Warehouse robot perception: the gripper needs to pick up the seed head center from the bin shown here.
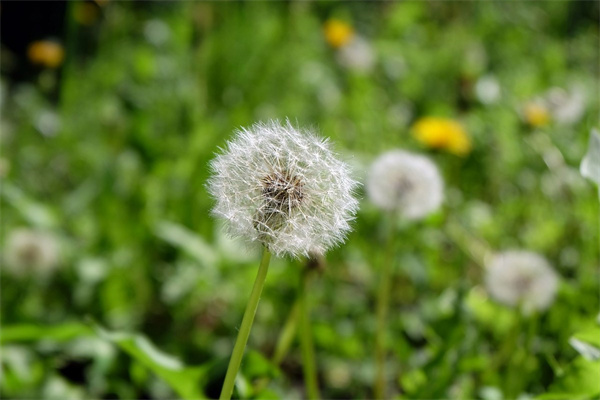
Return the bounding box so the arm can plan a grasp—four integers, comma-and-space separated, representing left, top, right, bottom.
261, 170, 304, 213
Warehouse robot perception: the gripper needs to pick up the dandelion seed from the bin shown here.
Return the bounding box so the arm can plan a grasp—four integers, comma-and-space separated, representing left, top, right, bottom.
366, 150, 444, 220
412, 117, 472, 156
3, 228, 60, 278
485, 250, 559, 313
208, 119, 359, 258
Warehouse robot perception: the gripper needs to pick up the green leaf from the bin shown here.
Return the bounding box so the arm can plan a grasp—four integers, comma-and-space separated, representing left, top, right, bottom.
1, 182, 59, 229
95, 324, 207, 400
0, 323, 93, 344
154, 220, 218, 266
569, 323, 600, 361
572, 324, 600, 349
580, 128, 600, 187
537, 357, 600, 400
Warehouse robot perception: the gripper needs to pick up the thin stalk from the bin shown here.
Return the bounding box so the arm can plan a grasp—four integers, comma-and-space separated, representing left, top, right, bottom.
273, 299, 300, 365
253, 299, 300, 394
60, 0, 77, 108
445, 219, 491, 267
374, 214, 397, 399
220, 248, 272, 400
505, 309, 525, 399
300, 270, 321, 400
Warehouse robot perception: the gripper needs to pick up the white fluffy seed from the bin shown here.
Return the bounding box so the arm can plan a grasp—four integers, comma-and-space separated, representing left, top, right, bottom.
207, 120, 359, 258
366, 150, 444, 220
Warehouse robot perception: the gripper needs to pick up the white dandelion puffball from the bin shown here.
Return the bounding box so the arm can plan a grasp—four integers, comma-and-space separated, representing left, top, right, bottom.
3, 228, 60, 278
366, 150, 444, 219
336, 36, 375, 73
208, 120, 359, 258
545, 86, 586, 125
475, 75, 501, 105
485, 250, 559, 313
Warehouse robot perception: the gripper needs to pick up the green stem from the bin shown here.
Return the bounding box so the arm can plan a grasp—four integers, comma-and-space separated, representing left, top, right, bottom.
300, 270, 321, 400
272, 299, 300, 365
220, 248, 272, 400
253, 299, 301, 394
445, 219, 491, 268
374, 215, 397, 399
374, 256, 392, 399
60, 0, 77, 109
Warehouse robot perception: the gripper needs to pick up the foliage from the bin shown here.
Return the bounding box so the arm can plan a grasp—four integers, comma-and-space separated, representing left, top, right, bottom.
1, 2, 598, 399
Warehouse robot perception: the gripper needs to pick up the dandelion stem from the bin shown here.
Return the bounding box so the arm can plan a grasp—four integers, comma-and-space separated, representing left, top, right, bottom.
445, 219, 491, 267
374, 214, 397, 399
253, 298, 300, 394
219, 247, 272, 400
273, 299, 300, 365
300, 269, 321, 400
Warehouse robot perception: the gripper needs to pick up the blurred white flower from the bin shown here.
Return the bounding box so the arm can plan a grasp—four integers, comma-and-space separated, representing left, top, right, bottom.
208, 119, 359, 258
475, 75, 501, 105
143, 19, 171, 47
34, 109, 61, 137
485, 250, 559, 313
580, 128, 600, 187
366, 150, 444, 220
336, 36, 375, 73
545, 86, 586, 125
3, 228, 60, 278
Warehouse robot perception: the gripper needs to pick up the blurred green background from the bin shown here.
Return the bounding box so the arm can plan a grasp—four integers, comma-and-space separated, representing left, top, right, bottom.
1, 1, 599, 399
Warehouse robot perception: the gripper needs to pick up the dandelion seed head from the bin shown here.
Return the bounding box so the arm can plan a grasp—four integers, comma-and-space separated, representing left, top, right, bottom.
485, 250, 559, 313
336, 36, 375, 73
208, 120, 359, 258
366, 150, 444, 219
545, 86, 586, 125
3, 228, 60, 278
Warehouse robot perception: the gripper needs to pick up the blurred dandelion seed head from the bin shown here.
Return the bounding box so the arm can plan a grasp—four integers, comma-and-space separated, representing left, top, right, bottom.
366, 150, 444, 220
545, 86, 586, 125
208, 120, 359, 258
3, 228, 60, 278
485, 250, 559, 313
336, 36, 375, 73
412, 117, 472, 156
475, 75, 501, 105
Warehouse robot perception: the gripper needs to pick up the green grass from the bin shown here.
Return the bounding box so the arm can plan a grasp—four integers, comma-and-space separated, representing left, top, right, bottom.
1, 2, 599, 399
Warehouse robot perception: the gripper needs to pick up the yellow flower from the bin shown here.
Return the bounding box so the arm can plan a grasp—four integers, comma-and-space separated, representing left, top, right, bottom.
74, 2, 100, 25
27, 41, 65, 69
412, 117, 472, 156
523, 102, 550, 127
323, 19, 354, 49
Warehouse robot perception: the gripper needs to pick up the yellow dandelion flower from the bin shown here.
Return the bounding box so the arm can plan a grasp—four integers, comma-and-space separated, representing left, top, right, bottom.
323, 19, 354, 49
412, 117, 472, 156
523, 102, 550, 127
74, 2, 100, 26
27, 41, 65, 69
